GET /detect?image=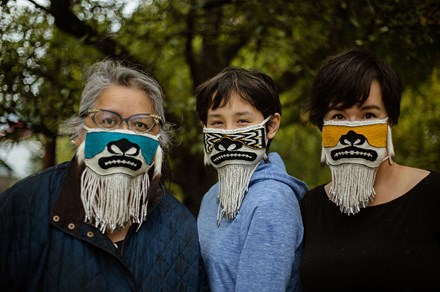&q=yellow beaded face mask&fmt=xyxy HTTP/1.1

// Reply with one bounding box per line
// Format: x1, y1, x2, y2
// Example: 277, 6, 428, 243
323, 122, 388, 148
321, 118, 392, 168
321, 118, 394, 215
